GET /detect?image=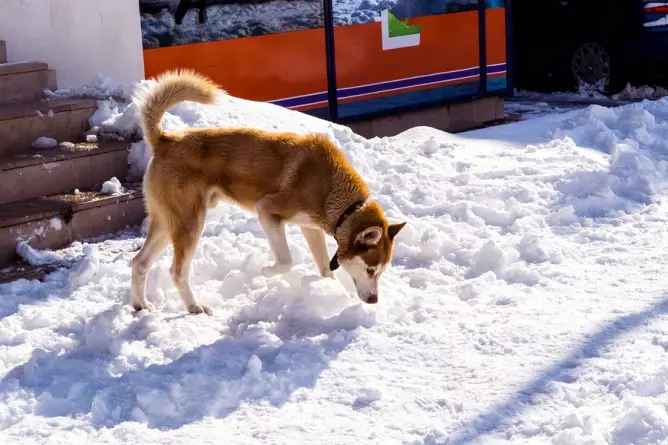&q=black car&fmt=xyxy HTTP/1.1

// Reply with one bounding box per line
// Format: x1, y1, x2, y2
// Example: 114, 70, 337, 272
512, 0, 668, 93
